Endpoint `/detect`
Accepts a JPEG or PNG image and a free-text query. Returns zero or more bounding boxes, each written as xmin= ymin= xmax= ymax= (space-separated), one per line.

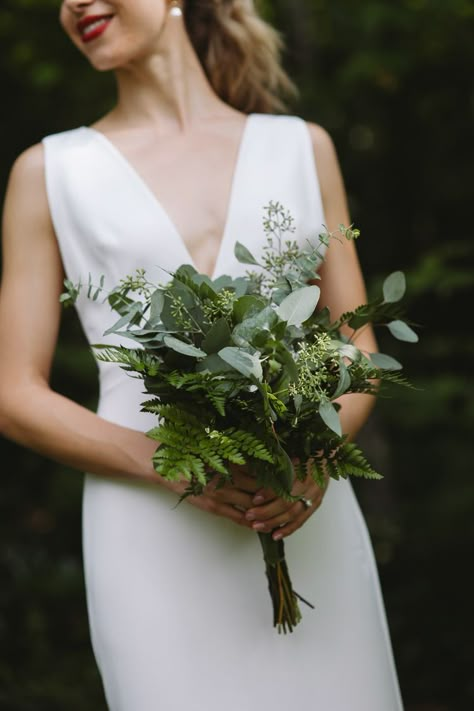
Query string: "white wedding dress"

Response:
xmin=43 ymin=114 xmax=403 ymax=710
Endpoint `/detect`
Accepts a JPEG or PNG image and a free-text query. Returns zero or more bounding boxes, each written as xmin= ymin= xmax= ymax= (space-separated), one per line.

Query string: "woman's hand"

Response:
xmin=243 ymin=463 xmax=328 ymax=541
xmin=165 ymin=462 xmax=328 ymax=536
xmin=182 ymin=467 xmax=260 ymax=530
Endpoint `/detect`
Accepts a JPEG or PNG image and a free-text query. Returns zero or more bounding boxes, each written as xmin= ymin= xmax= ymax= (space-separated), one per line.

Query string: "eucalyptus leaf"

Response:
xmin=202 ymin=318 xmax=232 ymax=354
xmin=276 ymin=346 xmax=298 ymax=382
xmin=276 ymin=285 xmax=320 ymax=326
xmin=160 ymin=283 xmax=203 ymax=330
xmin=334 ymin=343 xmax=361 ymax=362
xmin=108 ymin=290 xmax=134 ymax=316
xmin=383 ymin=271 xmax=406 ymax=303
xmin=332 ymin=363 xmax=352 ymax=399
xmin=212 ymin=275 xmax=234 ymax=290
xmin=103 ymin=302 xmax=143 ymax=336
xmin=192 ymin=274 xmax=214 ymax=288
xmin=286 ymin=325 xmax=306 ymax=340
xmin=370 ymin=352 xmax=403 ymax=371
xmin=272 ymin=288 xmax=291 ymax=305
xmin=233 ymin=295 xmax=266 ymax=323
xmin=196 ymin=354 xmax=235 ymax=373
xmin=273 ymin=277 xmax=292 ymax=290
xmin=387 ymin=320 xmax=419 ymax=343
xmin=198 ymin=281 xmax=218 ymax=301
xmin=163 ymin=336 xmax=207 ymax=359
xmin=218 ymin=347 xmax=263 ymax=381
xmin=171 ymin=281 xmax=200 ymax=309
xmin=232 ymin=278 xmax=250 ymax=298
xmin=234 ymin=241 xmax=260 ymax=266
xmin=193 ymin=276 xmax=218 ymax=301
xmin=296 ymin=255 xmax=321 ymax=273
xmin=319 ymin=400 xmax=342 ymax=437
xmin=231 ymin=334 xmax=251 ymax=348
xmin=160 ymin=294 xmax=180 ymax=330
xmin=272 ymin=320 xmax=287 ymax=340
xmin=232 ymin=306 xmax=278 ymax=345
xmin=174 ymin=264 xmax=197 ymax=279
xmin=115 ymin=330 xmax=166 ymax=346
xmin=149 ymin=289 xmax=165 ymax=324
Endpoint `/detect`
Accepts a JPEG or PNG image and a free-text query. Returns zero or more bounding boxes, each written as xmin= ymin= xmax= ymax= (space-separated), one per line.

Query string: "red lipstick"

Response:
xmin=77 ymin=15 xmax=113 ymax=43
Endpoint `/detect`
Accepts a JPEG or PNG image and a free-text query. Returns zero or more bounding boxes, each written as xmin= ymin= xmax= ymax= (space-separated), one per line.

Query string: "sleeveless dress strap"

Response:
xmin=215 ymin=114 xmax=327 ymax=275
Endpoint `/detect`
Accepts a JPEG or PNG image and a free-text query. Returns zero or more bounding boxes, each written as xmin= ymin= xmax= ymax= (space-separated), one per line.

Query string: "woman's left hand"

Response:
xmin=244 ymin=465 xmax=328 ymax=540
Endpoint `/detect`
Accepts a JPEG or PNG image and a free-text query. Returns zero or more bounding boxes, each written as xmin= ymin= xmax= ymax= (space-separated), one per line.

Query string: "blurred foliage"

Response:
xmin=1 ymin=0 xmax=473 ymax=709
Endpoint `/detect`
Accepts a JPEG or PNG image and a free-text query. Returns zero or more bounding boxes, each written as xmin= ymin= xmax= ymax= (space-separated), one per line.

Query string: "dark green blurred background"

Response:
xmin=1 ymin=1 xmax=473 ymax=709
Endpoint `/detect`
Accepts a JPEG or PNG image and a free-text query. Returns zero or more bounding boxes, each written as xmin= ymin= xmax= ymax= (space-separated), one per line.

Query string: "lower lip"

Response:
xmin=81 ymin=18 xmax=112 ymax=44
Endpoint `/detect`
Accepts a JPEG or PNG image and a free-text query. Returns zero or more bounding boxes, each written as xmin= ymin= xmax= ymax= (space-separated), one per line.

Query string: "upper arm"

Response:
xmin=0 ymin=144 xmax=64 ymax=397
xmin=307 ymin=122 xmax=378 ymax=352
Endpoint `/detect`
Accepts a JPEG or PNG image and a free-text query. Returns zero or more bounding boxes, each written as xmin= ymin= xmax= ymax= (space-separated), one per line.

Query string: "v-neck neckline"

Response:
xmin=82 ymin=114 xmax=255 ymax=280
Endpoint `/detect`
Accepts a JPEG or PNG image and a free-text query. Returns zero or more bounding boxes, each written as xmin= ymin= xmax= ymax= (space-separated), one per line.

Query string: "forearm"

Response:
xmin=0 ymin=380 xmax=170 ymax=488
xmin=336 ymin=391 xmax=376 ymax=442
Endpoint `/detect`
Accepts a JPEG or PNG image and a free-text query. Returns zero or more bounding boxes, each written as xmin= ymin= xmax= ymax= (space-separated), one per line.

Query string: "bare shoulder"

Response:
xmin=2 ymin=142 xmax=58 ymax=263
xmin=304 ymin=121 xmax=348 ymax=217
xmin=8 ymin=142 xmax=46 ymax=190
xmin=4 ymin=143 xmax=53 ymax=231
xmin=305 ymin=122 xmax=341 ymax=179
xmin=305 ymin=122 xmax=337 ymax=155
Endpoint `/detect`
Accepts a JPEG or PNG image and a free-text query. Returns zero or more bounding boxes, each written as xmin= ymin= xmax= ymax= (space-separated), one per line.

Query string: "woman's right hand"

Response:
xmin=176 ymin=468 xmax=260 ymax=530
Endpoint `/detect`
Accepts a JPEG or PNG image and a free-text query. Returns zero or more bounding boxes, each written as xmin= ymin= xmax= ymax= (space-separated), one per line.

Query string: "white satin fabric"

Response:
xmin=43 ymin=114 xmax=403 ymax=710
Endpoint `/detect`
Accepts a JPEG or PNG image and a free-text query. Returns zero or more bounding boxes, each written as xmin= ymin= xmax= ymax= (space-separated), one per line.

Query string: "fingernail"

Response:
xmin=253 ymin=522 xmax=265 ymax=530
xmin=273 ymin=532 xmax=283 ymax=540
xmin=245 ymin=512 xmax=256 ymax=521
xmin=253 ymin=495 xmax=265 ymax=504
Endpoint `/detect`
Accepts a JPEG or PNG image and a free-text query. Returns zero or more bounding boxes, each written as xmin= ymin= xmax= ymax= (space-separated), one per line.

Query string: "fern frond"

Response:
xmin=307 ymin=458 xmax=328 ymax=488
xmin=224 ymin=428 xmax=273 ymax=462
xmin=141 ymin=398 xmax=162 ymax=415
xmin=200 ymin=451 xmax=227 ymax=475
xmin=377 ymin=372 xmax=415 ymax=389
xmin=251 ymin=464 xmax=294 ymax=501
xmin=330 ymin=442 xmax=382 ymax=481
xmin=335 ymin=301 xmax=402 ymax=330
xmin=147 ymin=404 xmax=275 ymax=492
xmin=163 ymin=370 xmax=232 ymax=416
xmin=208 ymin=391 xmax=227 ymax=416
xmin=94 ymin=346 xmax=161 ymax=375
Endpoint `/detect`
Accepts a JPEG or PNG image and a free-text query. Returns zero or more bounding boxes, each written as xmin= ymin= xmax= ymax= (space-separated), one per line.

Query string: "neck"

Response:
xmin=109 ymin=24 xmax=231 ymax=132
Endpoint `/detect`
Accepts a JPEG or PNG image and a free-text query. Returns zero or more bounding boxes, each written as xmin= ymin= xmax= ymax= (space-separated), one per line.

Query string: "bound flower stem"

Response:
xmin=258 ymin=532 xmax=307 ymax=634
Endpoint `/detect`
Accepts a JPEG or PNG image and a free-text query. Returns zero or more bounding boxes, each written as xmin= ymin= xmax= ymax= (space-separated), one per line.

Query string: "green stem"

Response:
xmin=257 ymin=532 xmax=311 ymax=634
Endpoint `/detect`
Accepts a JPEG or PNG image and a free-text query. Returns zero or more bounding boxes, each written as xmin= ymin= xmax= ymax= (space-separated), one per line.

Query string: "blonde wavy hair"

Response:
xmin=183 ymin=0 xmax=297 ymax=113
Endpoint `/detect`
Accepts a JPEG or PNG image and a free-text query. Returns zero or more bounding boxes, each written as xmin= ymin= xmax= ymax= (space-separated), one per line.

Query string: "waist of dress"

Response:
xmin=97 ymin=363 xmax=155 ymax=431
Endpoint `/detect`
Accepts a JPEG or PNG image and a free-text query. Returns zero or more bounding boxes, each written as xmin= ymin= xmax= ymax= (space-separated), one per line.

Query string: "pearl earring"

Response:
xmin=169 ymin=1 xmax=183 ymax=17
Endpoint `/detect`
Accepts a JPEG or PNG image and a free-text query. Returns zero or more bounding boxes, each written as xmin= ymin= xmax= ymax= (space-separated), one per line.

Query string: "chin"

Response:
xmin=89 ymin=57 xmax=122 ymax=72
xmin=85 ymin=47 xmax=131 ymax=72
xmin=85 ymin=40 xmax=155 ymax=73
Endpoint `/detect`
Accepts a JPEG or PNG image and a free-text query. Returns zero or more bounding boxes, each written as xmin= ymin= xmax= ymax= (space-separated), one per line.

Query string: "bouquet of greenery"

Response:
xmin=62 ymin=202 xmax=417 ymax=633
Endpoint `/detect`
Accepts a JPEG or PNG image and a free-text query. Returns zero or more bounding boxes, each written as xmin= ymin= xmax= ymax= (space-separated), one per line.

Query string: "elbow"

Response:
xmin=0 ymin=392 xmax=14 ymax=439
xmin=0 ymin=385 xmax=24 ymax=440
xmin=0 ymin=377 xmax=51 ymax=444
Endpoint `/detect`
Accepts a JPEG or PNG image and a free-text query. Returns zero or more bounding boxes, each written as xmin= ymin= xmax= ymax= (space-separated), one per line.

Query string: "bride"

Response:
xmin=0 ymin=1 xmax=403 ymax=709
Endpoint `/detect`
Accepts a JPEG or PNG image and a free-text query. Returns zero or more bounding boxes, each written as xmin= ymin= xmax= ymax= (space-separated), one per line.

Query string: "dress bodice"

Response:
xmin=42 ymin=114 xmax=326 ymax=429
